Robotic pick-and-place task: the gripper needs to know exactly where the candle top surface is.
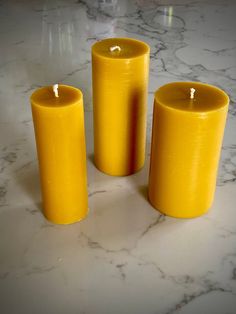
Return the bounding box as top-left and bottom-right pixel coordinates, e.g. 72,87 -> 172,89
31,85 -> 82,108
155,82 -> 229,113
92,38 -> 150,59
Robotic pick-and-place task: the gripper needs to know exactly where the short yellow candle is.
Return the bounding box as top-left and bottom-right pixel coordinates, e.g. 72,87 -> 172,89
92,38 -> 150,176
31,84 -> 88,224
148,82 -> 229,218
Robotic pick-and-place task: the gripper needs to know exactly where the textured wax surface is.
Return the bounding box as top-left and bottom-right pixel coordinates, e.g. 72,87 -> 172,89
31,85 -> 88,224
149,82 -> 229,218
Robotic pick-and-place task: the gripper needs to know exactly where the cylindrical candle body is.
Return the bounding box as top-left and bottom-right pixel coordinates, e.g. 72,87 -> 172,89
31,85 -> 88,224
92,38 -> 150,176
148,82 -> 229,218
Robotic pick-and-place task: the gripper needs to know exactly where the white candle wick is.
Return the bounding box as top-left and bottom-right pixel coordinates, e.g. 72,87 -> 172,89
110,45 -> 121,52
190,87 -> 196,100
53,84 -> 59,98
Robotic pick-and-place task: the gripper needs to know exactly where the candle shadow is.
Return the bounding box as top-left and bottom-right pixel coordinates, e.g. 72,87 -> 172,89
123,153 -> 150,205
126,88 -> 148,175
87,153 -> 94,164
137,184 -> 148,200
125,134 -> 152,204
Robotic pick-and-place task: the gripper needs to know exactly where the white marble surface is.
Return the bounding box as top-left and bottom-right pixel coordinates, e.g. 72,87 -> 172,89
0,0 -> 236,313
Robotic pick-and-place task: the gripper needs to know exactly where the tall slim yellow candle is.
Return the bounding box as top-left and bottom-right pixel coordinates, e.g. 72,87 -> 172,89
31,84 -> 88,224
92,38 -> 150,176
148,82 -> 229,218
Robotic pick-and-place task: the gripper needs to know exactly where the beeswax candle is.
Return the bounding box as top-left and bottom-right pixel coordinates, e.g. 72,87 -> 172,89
92,38 -> 150,176
148,82 -> 229,218
31,84 -> 88,224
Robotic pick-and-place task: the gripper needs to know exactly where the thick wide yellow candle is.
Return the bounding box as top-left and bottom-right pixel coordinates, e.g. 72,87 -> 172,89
31,84 -> 88,224
92,38 -> 150,176
148,82 -> 229,218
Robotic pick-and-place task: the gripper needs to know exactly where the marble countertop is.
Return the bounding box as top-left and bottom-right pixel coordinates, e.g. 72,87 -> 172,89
0,0 -> 236,313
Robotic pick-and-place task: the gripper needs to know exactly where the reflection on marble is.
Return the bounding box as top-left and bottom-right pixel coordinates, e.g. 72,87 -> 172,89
0,0 -> 236,313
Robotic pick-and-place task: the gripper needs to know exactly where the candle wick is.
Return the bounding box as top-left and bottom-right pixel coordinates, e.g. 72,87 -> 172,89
110,45 -> 121,53
53,84 -> 59,98
190,88 -> 196,100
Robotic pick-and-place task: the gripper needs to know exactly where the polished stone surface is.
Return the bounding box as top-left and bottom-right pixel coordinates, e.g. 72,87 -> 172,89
0,0 -> 236,313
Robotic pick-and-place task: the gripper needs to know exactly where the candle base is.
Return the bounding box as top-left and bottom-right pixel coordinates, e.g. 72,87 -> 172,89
43,208 -> 89,225
94,159 -> 145,177
148,194 -> 210,219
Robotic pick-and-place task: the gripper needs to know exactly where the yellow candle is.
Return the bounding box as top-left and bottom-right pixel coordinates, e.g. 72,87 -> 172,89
148,82 -> 229,218
92,38 -> 150,176
31,84 -> 88,224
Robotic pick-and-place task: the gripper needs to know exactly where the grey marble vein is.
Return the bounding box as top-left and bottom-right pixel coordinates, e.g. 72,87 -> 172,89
163,288 -> 234,314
